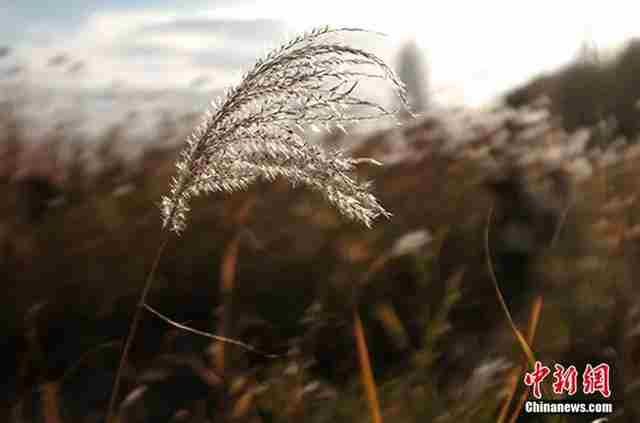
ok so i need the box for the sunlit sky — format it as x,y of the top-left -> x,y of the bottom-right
2,0 -> 640,112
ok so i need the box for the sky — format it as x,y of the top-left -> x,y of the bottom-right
1,0 -> 640,127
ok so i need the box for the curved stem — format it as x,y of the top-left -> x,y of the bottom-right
143,303 -> 278,357
484,207 -> 537,368
497,295 -> 543,423
105,232 -> 170,423
353,306 -> 383,423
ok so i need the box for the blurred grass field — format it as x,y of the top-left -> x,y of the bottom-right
2,36 -> 640,423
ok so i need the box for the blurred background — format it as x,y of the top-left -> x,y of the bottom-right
2,1 -> 640,422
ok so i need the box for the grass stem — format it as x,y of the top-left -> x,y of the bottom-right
484,207 -> 537,369
105,232 -> 170,423
353,306 -> 383,423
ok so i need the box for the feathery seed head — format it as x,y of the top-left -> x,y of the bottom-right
161,25 -> 410,234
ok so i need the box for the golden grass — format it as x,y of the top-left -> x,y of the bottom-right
497,295 -> 544,423
484,207 -> 537,368
41,382 -> 63,423
354,307 -> 383,423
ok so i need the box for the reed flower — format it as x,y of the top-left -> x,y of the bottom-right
160,25 -> 410,233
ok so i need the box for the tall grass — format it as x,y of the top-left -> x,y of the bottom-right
106,25 -> 410,423
4,35 -> 637,420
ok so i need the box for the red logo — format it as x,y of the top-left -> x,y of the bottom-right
583,363 -> 611,398
524,361 -> 550,399
524,361 -> 611,399
552,364 -> 578,396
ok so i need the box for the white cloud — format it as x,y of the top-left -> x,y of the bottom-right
5,0 -> 640,127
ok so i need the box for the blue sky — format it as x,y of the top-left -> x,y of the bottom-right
1,1 -> 200,44
2,0 -> 640,118
1,0 -> 278,90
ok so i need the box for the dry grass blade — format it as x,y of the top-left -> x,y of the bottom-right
354,307 -> 383,423
216,196 -> 256,377
143,304 -> 279,358
41,382 -> 63,423
216,232 -> 242,375
498,295 -> 544,423
484,207 -> 537,368
106,234 -> 170,423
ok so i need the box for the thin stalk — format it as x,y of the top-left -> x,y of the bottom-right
21,302 -> 63,423
498,295 -> 543,423
498,171 -> 570,422
484,207 -> 537,368
350,251 -> 392,423
214,196 -> 255,420
496,370 -> 519,423
143,304 -> 277,356
212,229 -> 242,421
105,232 -> 170,423
353,306 -> 383,423
216,232 -> 242,375
215,196 -> 255,376
507,389 -> 529,423
41,382 -> 62,423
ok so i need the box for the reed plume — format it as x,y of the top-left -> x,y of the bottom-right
107,25 -> 409,422
161,25 -> 409,233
